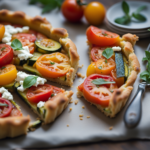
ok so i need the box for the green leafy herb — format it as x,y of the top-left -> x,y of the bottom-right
115,1 -> 147,25
148,29 -> 150,31
29,0 -> 64,14
0,66 -> 6,70
50,61 -> 55,65
98,66 -> 102,70
105,59 -> 108,63
102,48 -> 113,59
51,93 -> 54,97
92,78 -> 115,85
110,90 -> 114,93
102,32 -> 108,36
1,47 -> 6,51
0,103 -> 8,107
76,0 -> 87,6
23,76 -> 38,89
11,39 -> 23,51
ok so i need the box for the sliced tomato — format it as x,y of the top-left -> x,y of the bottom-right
96,58 -> 116,75
36,52 -> 71,78
26,84 -> 53,103
0,98 -> 13,118
0,64 -> 17,86
0,24 -> 5,41
86,26 -> 120,46
36,33 -> 48,40
78,83 -> 84,92
10,108 -> 22,117
0,44 -> 14,68
0,93 -> 2,97
83,74 -> 118,107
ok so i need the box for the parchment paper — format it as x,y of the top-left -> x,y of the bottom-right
1,0 -> 150,149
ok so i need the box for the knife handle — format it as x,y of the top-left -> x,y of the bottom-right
124,83 -> 146,128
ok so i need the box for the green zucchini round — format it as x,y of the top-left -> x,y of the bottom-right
35,39 -> 62,54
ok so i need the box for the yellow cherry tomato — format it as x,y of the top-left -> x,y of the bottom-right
0,64 -> 17,86
0,24 -> 5,41
86,62 -> 96,77
84,2 -> 106,26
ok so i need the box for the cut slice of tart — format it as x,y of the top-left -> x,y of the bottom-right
77,26 -> 140,117
14,71 -> 73,124
0,9 -> 80,86
0,87 -> 30,139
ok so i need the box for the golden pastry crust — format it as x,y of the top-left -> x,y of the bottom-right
77,33 -> 140,117
0,115 -> 30,139
0,9 -> 80,86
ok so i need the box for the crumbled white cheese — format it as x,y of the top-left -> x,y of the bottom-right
112,46 -> 121,51
16,71 -> 47,92
2,25 -> 29,43
0,87 -> 13,100
37,101 -> 45,108
13,46 -> 33,60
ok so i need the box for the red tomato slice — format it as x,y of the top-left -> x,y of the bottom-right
26,84 -> 53,103
86,26 -> 120,46
0,44 -> 14,68
10,108 -> 22,117
0,98 -> 13,118
83,74 -> 118,107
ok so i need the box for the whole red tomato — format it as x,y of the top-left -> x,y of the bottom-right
61,0 -> 84,22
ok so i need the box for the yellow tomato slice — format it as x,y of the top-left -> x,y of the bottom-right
86,62 -> 96,77
0,64 -> 17,86
0,24 -> 5,42
36,52 -> 71,78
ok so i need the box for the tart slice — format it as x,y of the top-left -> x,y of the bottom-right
0,87 -> 30,139
77,26 -> 140,117
14,71 -> 73,124
0,9 -> 80,86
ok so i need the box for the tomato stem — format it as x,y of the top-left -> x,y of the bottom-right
76,0 -> 87,6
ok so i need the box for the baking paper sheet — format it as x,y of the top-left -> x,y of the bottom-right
1,0 -> 150,149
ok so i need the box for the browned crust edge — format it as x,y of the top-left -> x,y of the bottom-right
77,33 -> 140,117
0,10 -> 80,86
0,115 -> 30,139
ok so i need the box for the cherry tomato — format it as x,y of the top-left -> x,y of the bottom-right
0,24 -> 5,41
0,44 -> 14,68
110,69 -> 124,87
61,0 -> 84,22
84,2 -> 105,26
83,74 -> 118,107
86,26 -> 120,46
0,98 -> 13,118
0,64 -> 17,86
26,84 -> 53,103
36,52 -> 71,78
96,58 -> 116,75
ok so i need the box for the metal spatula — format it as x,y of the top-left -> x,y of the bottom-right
124,43 -> 150,128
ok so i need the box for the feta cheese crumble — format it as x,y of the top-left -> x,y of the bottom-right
37,101 -> 45,108
16,71 -> 47,92
0,87 -> 13,100
112,46 -> 121,51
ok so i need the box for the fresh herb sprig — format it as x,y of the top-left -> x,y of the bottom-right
29,0 -> 64,14
11,39 -> 23,51
23,76 -> 38,89
140,50 -> 150,83
102,48 -> 113,59
0,103 -> 8,107
92,78 -> 115,85
115,1 -> 147,25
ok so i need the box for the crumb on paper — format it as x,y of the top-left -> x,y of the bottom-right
80,118 -> 83,120
69,101 -> 73,104
87,116 -> 90,118
109,126 -> 113,130
82,106 -> 85,109
69,107 -> 72,111
74,100 -> 79,105
79,80 -> 81,82
78,64 -> 84,68
77,72 -> 85,79
79,114 -> 84,117
29,128 -> 36,132
71,85 -> 74,88
67,124 -> 69,127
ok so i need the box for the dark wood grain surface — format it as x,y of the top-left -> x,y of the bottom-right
22,0 -> 150,149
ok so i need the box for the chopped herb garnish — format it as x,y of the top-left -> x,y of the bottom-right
51,93 -> 54,97
110,90 -> 114,93
50,61 -> 55,65
96,85 -> 100,88
1,47 -> 6,51
0,66 -> 6,70
98,66 -> 102,70
111,36 -> 113,38
105,59 -> 108,63
102,33 -> 108,36
0,103 -> 8,107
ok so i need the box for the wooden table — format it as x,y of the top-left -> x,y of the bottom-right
23,0 -> 150,149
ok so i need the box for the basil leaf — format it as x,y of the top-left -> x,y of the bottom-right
140,71 -> 149,81
115,16 -> 130,25
92,78 -> 115,85
122,1 -> 129,15
132,13 -> 146,21
11,39 -> 23,51
23,76 -> 38,89
0,103 -> 8,107
102,48 -> 113,59
147,61 -> 150,73
29,0 -> 38,4
1,47 -> 6,51
145,51 -> 150,60
142,57 -> 148,61
42,1 -> 57,13
136,5 -> 147,13
50,61 -> 55,65
98,66 -> 102,70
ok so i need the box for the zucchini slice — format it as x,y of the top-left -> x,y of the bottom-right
115,52 -> 125,78
123,56 -> 129,78
35,39 -> 61,54
27,52 -> 42,66
3,81 -> 15,90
